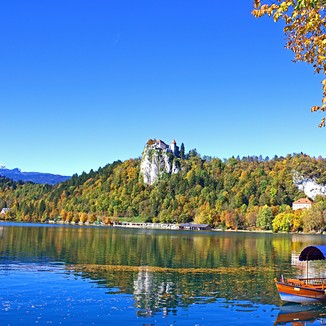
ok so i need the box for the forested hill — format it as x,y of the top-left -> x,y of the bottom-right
2,153 -> 326,232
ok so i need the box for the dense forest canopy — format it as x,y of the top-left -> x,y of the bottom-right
1,152 -> 326,233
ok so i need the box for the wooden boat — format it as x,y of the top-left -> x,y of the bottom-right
275,245 -> 326,303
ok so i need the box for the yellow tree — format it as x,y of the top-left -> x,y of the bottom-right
252,0 -> 326,126
79,212 -> 88,223
194,202 -> 218,225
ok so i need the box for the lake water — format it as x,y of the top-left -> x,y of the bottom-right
2,222 -> 326,325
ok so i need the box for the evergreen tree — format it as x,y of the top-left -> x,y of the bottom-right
180,143 -> 185,159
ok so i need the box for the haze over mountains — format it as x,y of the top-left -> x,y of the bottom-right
0,165 -> 70,185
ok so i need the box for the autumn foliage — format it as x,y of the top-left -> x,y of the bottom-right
252,0 -> 326,126
1,153 -> 326,232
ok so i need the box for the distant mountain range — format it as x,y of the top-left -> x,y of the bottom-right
0,166 -> 70,185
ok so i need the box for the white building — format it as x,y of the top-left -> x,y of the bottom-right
154,139 -> 168,150
170,139 -> 177,155
292,198 -> 313,210
151,139 -> 179,156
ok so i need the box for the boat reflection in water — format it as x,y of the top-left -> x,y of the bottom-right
274,303 -> 326,325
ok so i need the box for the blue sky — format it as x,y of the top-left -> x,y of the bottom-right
0,1 -> 324,176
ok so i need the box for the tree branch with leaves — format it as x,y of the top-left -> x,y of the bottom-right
252,0 -> 326,126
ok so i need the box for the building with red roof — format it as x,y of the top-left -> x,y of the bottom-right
292,198 -> 313,210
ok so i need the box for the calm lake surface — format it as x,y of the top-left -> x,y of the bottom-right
2,222 -> 326,325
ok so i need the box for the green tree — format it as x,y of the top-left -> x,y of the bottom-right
39,199 -> 46,216
256,206 -> 274,230
302,205 -> 325,232
180,143 -> 185,159
273,211 -> 295,232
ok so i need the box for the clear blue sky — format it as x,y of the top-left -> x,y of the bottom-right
0,1 -> 324,176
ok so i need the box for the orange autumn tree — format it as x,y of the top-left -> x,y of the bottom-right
252,0 -> 326,126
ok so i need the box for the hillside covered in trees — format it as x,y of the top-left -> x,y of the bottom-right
1,152 -> 326,233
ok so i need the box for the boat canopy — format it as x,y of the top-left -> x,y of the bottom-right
299,246 -> 326,261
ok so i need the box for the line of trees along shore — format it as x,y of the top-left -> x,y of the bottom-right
1,153 -> 326,233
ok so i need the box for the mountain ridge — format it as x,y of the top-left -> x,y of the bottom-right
0,166 -> 70,185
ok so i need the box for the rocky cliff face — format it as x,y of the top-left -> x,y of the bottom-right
140,139 -> 180,185
293,172 -> 326,200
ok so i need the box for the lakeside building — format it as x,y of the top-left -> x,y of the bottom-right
178,223 -> 211,231
113,221 -> 211,231
292,198 -> 313,210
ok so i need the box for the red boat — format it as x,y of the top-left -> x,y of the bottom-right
275,245 -> 326,303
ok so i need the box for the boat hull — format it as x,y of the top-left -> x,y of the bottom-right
276,281 -> 326,304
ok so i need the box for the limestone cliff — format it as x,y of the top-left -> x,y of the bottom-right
293,171 -> 326,200
140,139 -> 180,185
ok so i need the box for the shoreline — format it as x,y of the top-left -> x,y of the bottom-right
2,219 -> 323,235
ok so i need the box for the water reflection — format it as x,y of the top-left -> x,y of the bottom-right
133,267 -> 176,317
66,262 -> 282,322
3,222 -> 326,324
274,303 -> 326,325
0,222 -> 295,271
69,263 -> 280,317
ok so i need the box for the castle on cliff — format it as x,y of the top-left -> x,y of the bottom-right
141,139 -> 181,185
147,139 -> 179,157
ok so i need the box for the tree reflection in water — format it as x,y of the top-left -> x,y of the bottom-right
3,223 -> 326,323
68,263 -> 281,317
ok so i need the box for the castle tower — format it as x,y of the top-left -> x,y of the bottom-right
170,140 -> 177,155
